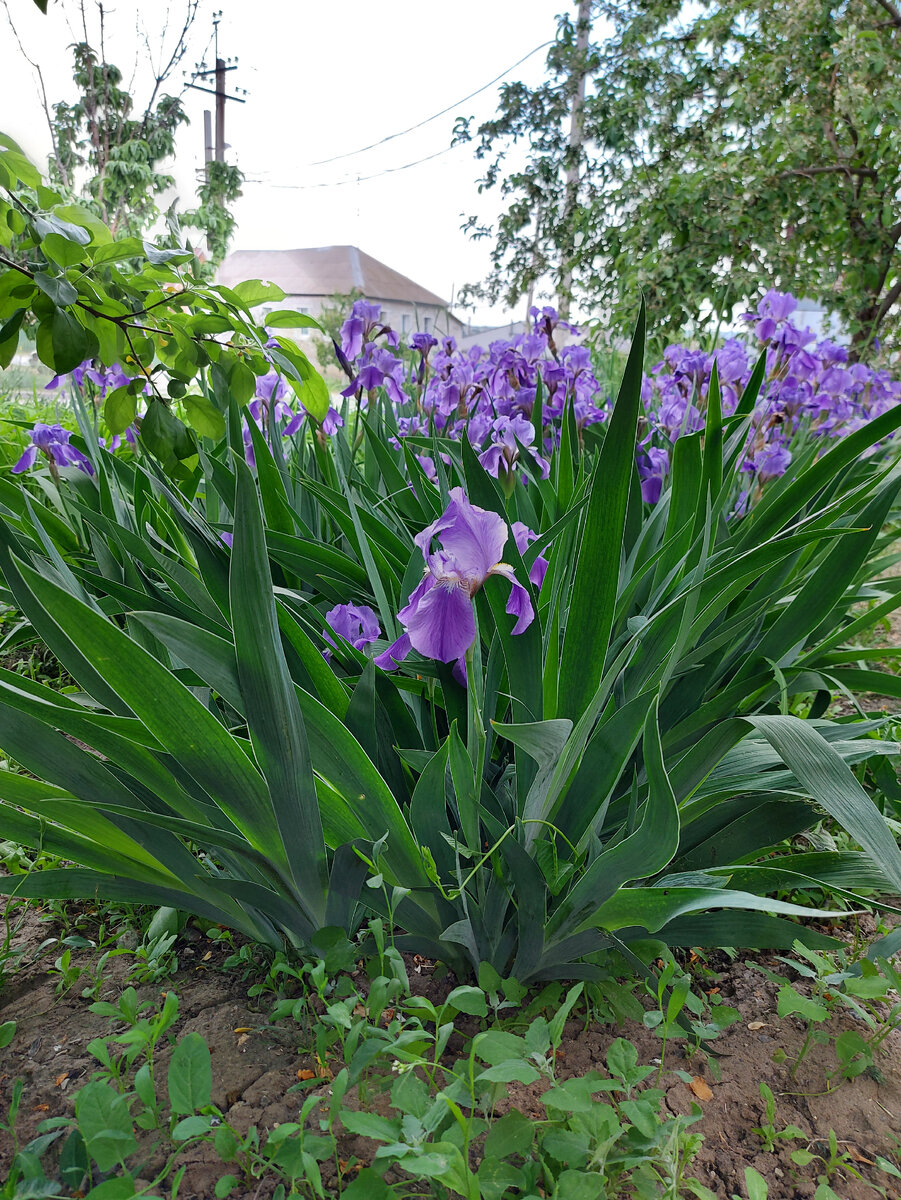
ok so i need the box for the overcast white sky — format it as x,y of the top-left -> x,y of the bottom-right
2,0 -> 565,326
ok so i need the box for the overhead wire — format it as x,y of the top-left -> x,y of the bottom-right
307,39 -> 553,167
245,40 -> 552,193
248,145 -> 460,191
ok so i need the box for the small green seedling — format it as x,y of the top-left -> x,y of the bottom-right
752,1082 -> 806,1153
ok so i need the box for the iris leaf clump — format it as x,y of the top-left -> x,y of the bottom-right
2,140 -> 901,982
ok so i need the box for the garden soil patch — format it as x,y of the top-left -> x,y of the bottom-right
1,902 -> 900,1198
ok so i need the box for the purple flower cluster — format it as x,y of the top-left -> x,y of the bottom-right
3,359 -> 144,479
339,300 -> 406,404
242,345 -> 344,468
13,423 -> 93,476
639,290 -> 901,501
337,301 -> 607,491
46,360 -> 135,400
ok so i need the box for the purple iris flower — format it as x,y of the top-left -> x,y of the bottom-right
410,332 -> 438,355
248,389 -> 304,438
744,442 -> 792,482
716,339 -> 749,386
45,361 -> 90,391
637,447 -> 670,504
375,488 -> 533,670
657,395 -> 705,442
341,316 -> 365,361
322,602 -> 381,662
342,345 -> 406,405
512,521 -> 549,590
759,290 -> 798,323
46,360 -> 133,399
573,398 -> 607,431
242,395 -> 303,467
255,370 -> 288,402
748,290 -> 798,341
320,407 -> 345,436
478,414 -> 550,482
339,299 -> 397,367
12,424 -> 93,476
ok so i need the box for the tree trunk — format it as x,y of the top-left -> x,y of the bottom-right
557,0 -> 592,320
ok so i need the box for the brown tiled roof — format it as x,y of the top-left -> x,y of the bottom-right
216,246 -> 450,307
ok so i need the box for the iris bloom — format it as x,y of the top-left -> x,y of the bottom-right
45,360 -> 133,399
322,602 -> 381,662
478,414 -> 550,483
512,521 -> 549,590
13,424 -> 93,476
375,488 -> 533,670
637,446 -> 671,504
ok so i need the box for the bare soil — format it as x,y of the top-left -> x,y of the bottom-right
1,899 -> 900,1199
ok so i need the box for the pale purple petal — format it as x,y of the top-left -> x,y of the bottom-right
491,564 -> 534,635
415,487 -> 507,581
401,576 -> 476,662
375,632 -> 412,671
512,521 -> 549,590
529,451 -> 551,480
341,316 -> 364,361
11,446 -> 37,474
323,602 -> 382,657
478,445 -> 505,478
283,411 -> 304,436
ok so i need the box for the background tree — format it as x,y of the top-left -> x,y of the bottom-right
6,0 -> 242,266
459,0 -> 901,358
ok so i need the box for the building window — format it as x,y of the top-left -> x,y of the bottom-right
423,315 -> 432,334
299,306 -> 311,338
401,313 -> 410,334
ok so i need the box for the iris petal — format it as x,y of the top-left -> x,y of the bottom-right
403,578 -> 476,662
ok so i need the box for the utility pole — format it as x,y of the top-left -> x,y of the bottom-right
558,0 -> 592,320
188,12 -> 246,183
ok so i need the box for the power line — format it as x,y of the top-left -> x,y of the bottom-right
247,145 -> 459,191
307,40 -> 553,167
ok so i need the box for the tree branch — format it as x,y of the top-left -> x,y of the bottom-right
0,254 -> 186,339
141,0 -> 200,133
870,0 -> 901,28
875,275 -> 901,326
776,164 -> 878,180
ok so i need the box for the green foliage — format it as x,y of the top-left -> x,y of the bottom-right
461,0 -> 901,355
48,42 -> 189,239
752,1082 -> 806,1153
183,161 -> 245,275
0,288 -> 899,984
2,136 -> 901,992
753,938 -> 901,1083
0,969 -> 718,1199
8,5 -> 241,265
0,136 -> 327,469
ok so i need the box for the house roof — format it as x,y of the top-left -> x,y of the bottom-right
217,246 -> 451,308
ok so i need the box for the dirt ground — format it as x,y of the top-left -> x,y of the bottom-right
1,898 -> 900,1199
2,562 -> 901,1197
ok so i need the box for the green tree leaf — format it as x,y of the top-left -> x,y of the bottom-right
183,394 -> 226,440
